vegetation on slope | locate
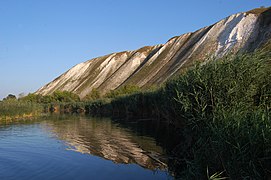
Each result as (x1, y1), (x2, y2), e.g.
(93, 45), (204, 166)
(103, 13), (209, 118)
(20, 90), (80, 103)
(107, 50), (271, 179)
(2, 49), (270, 178)
(165, 51), (270, 179)
(246, 7), (270, 14)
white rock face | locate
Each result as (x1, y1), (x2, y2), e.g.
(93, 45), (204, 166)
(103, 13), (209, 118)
(215, 13), (258, 56)
(36, 8), (271, 98)
(37, 61), (90, 95)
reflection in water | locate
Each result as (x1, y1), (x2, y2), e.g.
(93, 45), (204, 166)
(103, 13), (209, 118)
(42, 115), (168, 171)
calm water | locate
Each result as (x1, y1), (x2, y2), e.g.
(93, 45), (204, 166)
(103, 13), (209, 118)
(0, 115), (177, 180)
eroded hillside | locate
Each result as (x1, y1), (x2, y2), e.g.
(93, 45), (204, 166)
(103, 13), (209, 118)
(36, 7), (271, 98)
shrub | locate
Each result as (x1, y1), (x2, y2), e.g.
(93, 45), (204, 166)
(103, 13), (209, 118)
(105, 85), (140, 98)
(84, 88), (101, 101)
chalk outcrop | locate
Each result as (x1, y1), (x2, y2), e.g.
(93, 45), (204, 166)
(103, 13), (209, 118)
(36, 7), (271, 98)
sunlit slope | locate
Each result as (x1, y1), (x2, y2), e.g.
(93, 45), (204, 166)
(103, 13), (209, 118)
(36, 7), (271, 98)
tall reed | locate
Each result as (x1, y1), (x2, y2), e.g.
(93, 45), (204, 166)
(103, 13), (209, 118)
(104, 50), (271, 178)
(0, 101), (42, 120)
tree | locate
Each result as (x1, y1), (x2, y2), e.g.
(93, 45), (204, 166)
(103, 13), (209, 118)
(52, 91), (80, 102)
(105, 85), (140, 98)
(19, 93), (42, 103)
(3, 94), (17, 101)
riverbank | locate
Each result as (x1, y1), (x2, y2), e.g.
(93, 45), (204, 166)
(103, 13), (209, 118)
(82, 51), (270, 179)
(1, 50), (270, 179)
(0, 101), (43, 123)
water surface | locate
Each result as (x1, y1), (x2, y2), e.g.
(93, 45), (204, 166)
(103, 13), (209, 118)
(0, 115), (175, 180)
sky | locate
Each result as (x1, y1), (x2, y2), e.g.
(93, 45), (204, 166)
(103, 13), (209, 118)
(0, 0), (270, 99)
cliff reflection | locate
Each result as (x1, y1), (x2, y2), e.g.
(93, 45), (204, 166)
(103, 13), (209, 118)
(42, 115), (168, 170)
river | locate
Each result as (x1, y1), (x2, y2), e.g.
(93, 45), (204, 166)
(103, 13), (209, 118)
(0, 115), (179, 180)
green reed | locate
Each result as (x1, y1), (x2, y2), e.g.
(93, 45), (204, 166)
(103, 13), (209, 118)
(0, 101), (42, 120)
(106, 50), (271, 179)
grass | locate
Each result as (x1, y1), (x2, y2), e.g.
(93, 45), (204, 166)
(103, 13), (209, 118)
(246, 7), (270, 15)
(96, 50), (271, 178)
(159, 51), (271, 179)
(0, 101), (42, 121)
(1, 47), (270, 178)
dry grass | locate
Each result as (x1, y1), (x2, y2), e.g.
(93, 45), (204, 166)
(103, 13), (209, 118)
(246, 7), (270, 15)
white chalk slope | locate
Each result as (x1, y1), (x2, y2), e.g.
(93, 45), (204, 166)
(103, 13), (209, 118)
(36, 7), (271, 98)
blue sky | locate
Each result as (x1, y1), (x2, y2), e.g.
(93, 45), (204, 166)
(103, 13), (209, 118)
(0, 0), (270, 99)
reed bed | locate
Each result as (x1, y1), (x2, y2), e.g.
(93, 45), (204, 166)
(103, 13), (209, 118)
(2, 50), (270, 178)
(108, 51), (271, 178)
(0, 101), (42, 121)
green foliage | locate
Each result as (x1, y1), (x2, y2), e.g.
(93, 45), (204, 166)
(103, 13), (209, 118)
(164, 51), (271, 178)
(84, 88), (101, 101)
(163, 52), (271, 123)
(0, 94), (44, 121)
(40, 95), (55, 104)
(105, 51), (271, 178)
(2, 94), (17, 101)
(0, 101), (42, 120)
(110, 89), (163, 119)
(1, 49), (270, 178)
(20, 93), (44, 103)
(52, 91), (80, 102)
(20, 91), (80, 103)
(105, 85), (140, 98)
(85, 99), (112, 116)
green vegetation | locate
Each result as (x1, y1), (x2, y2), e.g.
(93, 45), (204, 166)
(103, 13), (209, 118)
(0, 101), (41, 117)
(0, 97), (42, 121)
(0, 91), (81, 121)
(104, 85), (140, 99)
(96, 50), (271, 179)
(163, 51), (271, 179)
(84, 88), (101, 101)
(1, 48), (270, 178)
(20, 91), (80, 103)
(51, 91), (80, 102)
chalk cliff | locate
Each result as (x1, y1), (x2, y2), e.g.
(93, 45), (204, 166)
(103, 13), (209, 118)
(36, 7), (271, 98)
